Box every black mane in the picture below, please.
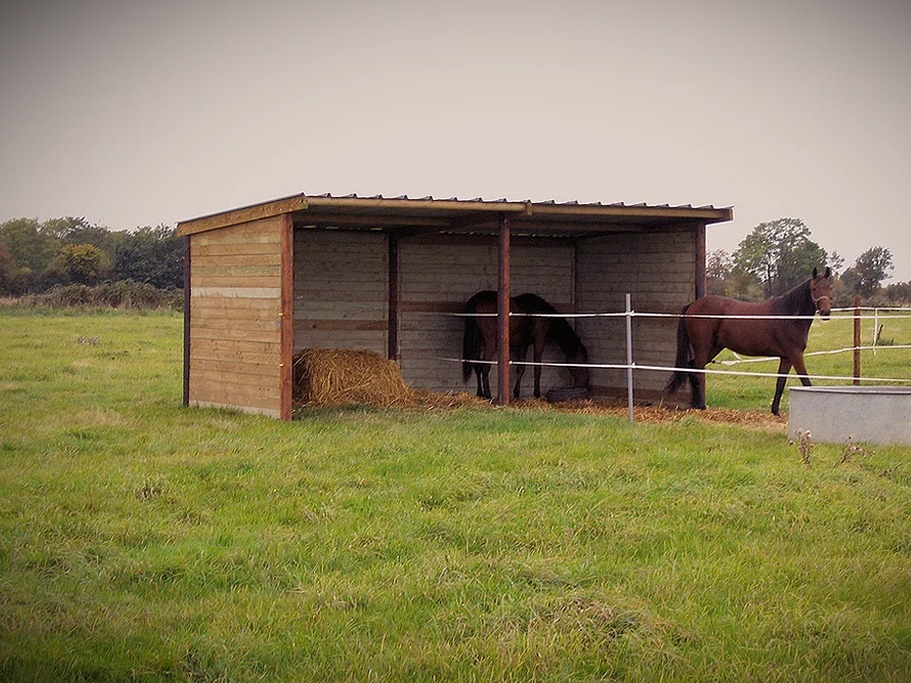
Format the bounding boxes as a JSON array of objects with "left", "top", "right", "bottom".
[{"left": 773, "top": 278, "right": 815, "bottom": 317}]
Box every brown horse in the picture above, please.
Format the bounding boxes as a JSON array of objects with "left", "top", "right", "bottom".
[
  {"left": 462, "top": 290, "right": 589, "bottom": 399},
  {"left": 666, "top": 267, "right": 833, "bottom": 415}
]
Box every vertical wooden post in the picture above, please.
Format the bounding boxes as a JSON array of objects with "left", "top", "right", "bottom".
[
  {"left": 694, "top": 222, "right": 706, "bottom": 299},
  {"left": 388, "top": 231, "right": 399, "bottom": 360},
  {"left": 279, "top": 215, "right": 295, "bottom": 420},
  {"left": 853, "top": 295, "right": 861, "bottom": 386},
  {"left": 183, "top": 236, "right": 191, "bottom": 407},
  {"left": 497, "top": 213, "right": 511, "bottom": 405}
]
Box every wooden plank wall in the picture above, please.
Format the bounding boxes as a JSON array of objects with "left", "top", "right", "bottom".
[
  {"left": 293, "top": 229, "right": 388, "bottom": 355},
  {"left": 398, "top": 236, "right": 577, "bottom": 395},
  {"left": 576, "top": 230, "right": 696, "bottom": 398},
  {"left": 188, "top": 217, "right": 284, "bottom": 417}
]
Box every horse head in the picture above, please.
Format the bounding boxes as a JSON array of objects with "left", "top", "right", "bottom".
[{"left": 811, "top": 266, "right": 833, "bottom": 320}]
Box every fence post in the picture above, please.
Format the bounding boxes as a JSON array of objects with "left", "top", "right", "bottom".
[
  {"left": 873, "top": 307, "right": 879, "bottom": 356},
  {"left": 853, "top": 295, "right": 861, "bottom": 386},
  {"left": 626, "top": 293, "right": 634, "bottom": 423},
  {"left": 497, "top": 213, "right": 511, "bottom": 405}
]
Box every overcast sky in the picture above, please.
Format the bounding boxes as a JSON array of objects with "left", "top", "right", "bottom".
[{"left": 1, "top": 0, "right": 909, "bottom": 281}]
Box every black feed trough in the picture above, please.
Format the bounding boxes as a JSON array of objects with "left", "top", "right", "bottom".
[{"left": 545, "top": 386, "right": 591, "bottom": 403}]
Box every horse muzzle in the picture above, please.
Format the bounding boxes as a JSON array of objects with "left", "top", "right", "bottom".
[{"left": 815, "top": 296, "right": 831, "bottom": 320}]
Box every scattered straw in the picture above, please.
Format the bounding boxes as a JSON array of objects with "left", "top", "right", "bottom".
[
  {"left": 291, "top": 349, "right": 786, "bottom": 431},
  {"left": 511, "top": 398, "right": 787, "bottom": 430},
  {"left": 413, "top": 393, "right": 787, "bottom": 430}
]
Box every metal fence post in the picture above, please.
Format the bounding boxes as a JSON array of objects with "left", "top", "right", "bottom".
[{"left": 626, "top": 293, "right": 634, "bottom": 423}]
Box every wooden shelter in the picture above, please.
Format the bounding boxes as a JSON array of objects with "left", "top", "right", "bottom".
[{"left": 177, "top": 193, "right": 732, "bottom": 419}]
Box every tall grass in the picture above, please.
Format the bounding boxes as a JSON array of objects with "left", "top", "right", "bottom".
[{"left": 1, "top": 311, "right": 910, "bottom": 682}]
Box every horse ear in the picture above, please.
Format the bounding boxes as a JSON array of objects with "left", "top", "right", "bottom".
[
  {"left": 825, "top": 266, "right": 831, "bottom": 278},
  {"left": 813, "top": 267, "right": 818, "bottom": 279}
]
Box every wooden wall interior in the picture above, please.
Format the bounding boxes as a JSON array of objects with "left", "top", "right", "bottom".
[
  {"left": 397, "top": 235, "right": 577, "bottom": 396},
  {"left": 187, "top": 217, "right": 284, "bottom": 417},
  {"left": 293, "top": 229, "right": 388, "bottom": 355},
  {"left": 577, "top": 230, "right": 696, "bottom": 398},
  {"left": 287, "top": 227, "right": 696, "bottom": 400}
]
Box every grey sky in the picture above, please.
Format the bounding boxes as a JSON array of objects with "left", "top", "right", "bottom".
[{"left": 2, "top": 0, "right": 909, "bottom": 280}]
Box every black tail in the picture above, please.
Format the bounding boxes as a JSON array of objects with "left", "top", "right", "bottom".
[
  {"left": 665, "top": 304, "right": 693, "bottom": 394},
  {"left": 462, "top": 315, "right": 481, "bottom": 382}
]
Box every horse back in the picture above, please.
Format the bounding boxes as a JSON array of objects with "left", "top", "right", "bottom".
[{"left": 685, "top": 295, "right": 808, "bottom": 358}]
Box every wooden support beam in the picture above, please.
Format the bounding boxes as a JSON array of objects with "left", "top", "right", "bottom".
[
  {"left": 695, "top": 221, "right": 706, "bottom": 299},
  {"left": 183, "top": 236, "right": 191, "bottom": 406},
  {"left": 279, "top": 214, "right": 294, "bottom": 421},
  {"left": 178, "top": 195, "right": 310, "bottom": 236},
  {"left": 388, "top": 232, "right": 399, "bottom": 360},
  {"left": 497, "top": 213, "right": 511, "bottom": 406}
]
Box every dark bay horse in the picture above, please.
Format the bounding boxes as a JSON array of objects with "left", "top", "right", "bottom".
[
  {"left": 666, "top": 267, "right": 833, "bottom": 415},
  {"left": 462, "top": 290, "right": 589, "bottom": 399}
]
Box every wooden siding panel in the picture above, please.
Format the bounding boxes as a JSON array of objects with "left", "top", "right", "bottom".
[
  {"left": 191, "top": 218, "right": 283, "bottom": 244},
  {"left": 189, "top": 219, "right": 283, "bottom": 415},
  {"left": 293, "top": 230, "right": 388, "bottom": 354},
  {"left": 576, "top": 231, "right": 696, "bottom": 396}
]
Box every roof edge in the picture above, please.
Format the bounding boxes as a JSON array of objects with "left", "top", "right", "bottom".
[{"left": 177, "top": 193, "right": 733, "bottom": 236}]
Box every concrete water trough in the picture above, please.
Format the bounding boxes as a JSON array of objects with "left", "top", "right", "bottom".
[{"left": 789, "top": 386, "right": 911, "bottom": 446}]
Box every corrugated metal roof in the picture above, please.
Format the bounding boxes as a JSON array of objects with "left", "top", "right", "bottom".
[
  {"left": 305, "top": 192, "right": 725, "bottom": 211},
  {"left": 178, "top": 192, "right": 733, "bottom": 237}
]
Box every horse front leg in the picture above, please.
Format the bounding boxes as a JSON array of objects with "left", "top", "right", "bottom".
[
  {"left": 533, "top": 336, "right": 546, "bottom": 398},
  {"left": 772, "top": 358, "right": 793, "bottom": 416},
  {"left": 792, "top": 352, "right": 812, "bottom": 387},
  {"left": 475, "top": 362, "right": 492, "bottom": 400},
  {"left": 477, "top": 338, "right": 497, "bottom": 400},
  {"left": 513, "top": 346, "right": 528, "bottom": 400},
  {"left": 481, "top": 367, "right": 491, "bottom": 400}
]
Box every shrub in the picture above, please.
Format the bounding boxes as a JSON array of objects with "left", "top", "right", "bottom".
[{"left": 5, "top": 280, "right": 182, "bottom": 311}]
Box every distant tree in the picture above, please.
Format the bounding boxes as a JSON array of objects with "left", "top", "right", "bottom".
[
  {"left": 0, "top": 218, "right": 58, "bottom": 275},
  {"left": 58, "top": 219, "right": 126, "bottom": 255},
  {"left": 40, "top": 216, "right": 93, "bottom": 241},
  {"left": 732, "top": 218, "right": 830, "bottom": 298},
  {"left": 883, "top": 281, "right": 911, "bottom": 305},
  {"left": 112, "top": 225, "right": 183, "bottom": 289},
  {"left": 706, "top": 249, "right": 732, "bottom": 295},
  {"left": 50, "top": 244, "right": 112, "bottom": 285},
  {"left": 841, "top": 247, "right": 893, "bottom": 299},
  {"left": 0, "top": 243, "right": 13, "bottom": 293}
]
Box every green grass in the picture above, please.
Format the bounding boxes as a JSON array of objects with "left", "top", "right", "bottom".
[{"left": 2, "top": 311, "right": 911, "bottom": 681}]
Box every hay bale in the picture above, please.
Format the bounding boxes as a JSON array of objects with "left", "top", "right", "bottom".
[{"left": 293, "top": 348, "right": 412, "bottom": 408}]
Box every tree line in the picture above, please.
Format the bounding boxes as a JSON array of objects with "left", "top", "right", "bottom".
[
  {"left": 706, "top": 218, "right": 909, "bottom": 306},
  {"left": 1, "top": 214, "right": 909, "bottom": 307},
  {"left": 0, "top": 217, "right": 182, "bottom": 296}
]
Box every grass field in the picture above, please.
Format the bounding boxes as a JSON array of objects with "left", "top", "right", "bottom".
[{"left": 1, "top": 310, "right": 911, "bottom": 682}]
